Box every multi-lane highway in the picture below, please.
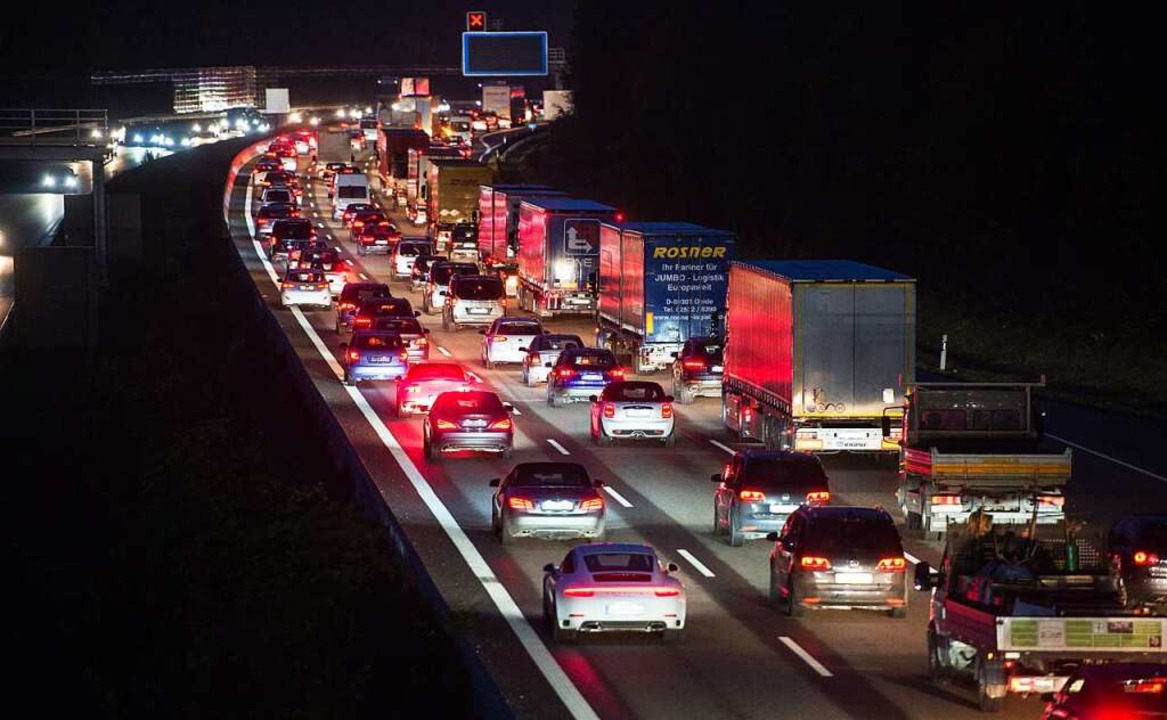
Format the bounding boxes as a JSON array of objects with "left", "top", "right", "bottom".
[{"left": 222, "top": 138, "right": 1167, "bottom": 719}]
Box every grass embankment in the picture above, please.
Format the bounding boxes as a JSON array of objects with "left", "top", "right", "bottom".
[{"left": 2, "top": 144, "right": 473, "bottom": 718}]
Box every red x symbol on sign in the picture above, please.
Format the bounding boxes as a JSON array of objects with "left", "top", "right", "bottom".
[{"left": 467, "top": 11, "right": 486, "bottom": 31}]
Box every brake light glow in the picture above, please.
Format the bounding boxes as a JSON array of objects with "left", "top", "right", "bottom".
[
  {"left": 555, "top": 367, "right": 577, "bottom": 380},
  {"left": 354, "top": 317, "right": 371, "bottom": 328},
  {"left": 1129, "top": 678, "right": 1166, "bottom": 693},
  {"left": 661, "top": 403, "right": 673, "bottom": 419},
  {"left": 682, "top": 359, "right": 705, "bottom": 370},
  {"left": 800, "top": 556, "right": 832, "bottom": 571},
  {"left": 435, "top": 419, "right": 459, "bottom": 430},
  {"left": 876, "top": 557, "right": 907, "bottom": 572},
  {"left": 488, "top": 418, "right": 512, "bottom": 430},
  {"left": 603, "top": 403, "right": 615, "bottom": 419},
  {"left": 564, "top": 587, "right": 595, "bottom": 597},
  {"left": 932, "top": 495, "right": 962, "bottom": 506},
  {"left": 415, "top": 338, "right": 428, "bottom": 347},
  {"left": 739, "top": 489, "right": 766, "bottom": 503},
  {"left": 338, "top": 302, "right": 355, "bottom": 311},
  {"left": 492, "top": 336, "right": 507, "bottom": 343},
  {"left": 281, "top": 281, "right": 294, "bottom": 289},
  {"left": 1037, "top": 495, "right": 1065, "bottom": 507},
  {"left": 580, "top": 497, "right": 604, "bottom": 512},
  {"left": 347, "top": 350, "right": 359, "bottom": 362},
  {"left": 1134, "top": 551, "right": 1160, "bottom": 567},
  {"left": 805, "top": 490, "right": 830, "bottom": 504},
  {"left": 507, "top": 497, "right": 534, "bottom": 511},
  {"left": 316, "top": 283, "right": 329, "bottom": 291},
  {"left": 611, "top": 367, "right": 626, "bottom": 379},
  {"left": 653, "top": 588, "right": 681, "bottom": 597},
  {"left": 399, "top": 350, "right": 409, "bottom": 361}
]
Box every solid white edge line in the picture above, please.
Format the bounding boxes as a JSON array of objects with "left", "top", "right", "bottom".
[
  {"left": 602, "top": 485, "right": 633, "bottom": 508},
  {"left": 241, "top": 173, "right": 601, "bottom": 720},
  {"left": 676, "top": 549, "right": 715, "bottom": 578},
  {"left": 779, "top": 636, "right": 834, "bottom": 677},
  {"left": 437, "top": 346, "right": 452, "bottom": 357},
  {"left": 547, "top": 439, "right": 571, "bottom": 456},
  {"left": 1046, "top": 432, "right": 1167, "bottom": 483},
  {"left": 710, "top": 439, "right": 735, "bottom": 455},
  {"left": 904, "top": 551, "right": 939, "bottom": 574}
]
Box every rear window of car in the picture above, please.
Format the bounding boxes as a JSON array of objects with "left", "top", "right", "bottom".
[
  {"left": 260, "top": 205, "right": 295, "bottom": 219},
  {"left": 407, "top": 364, "right": 465, "bottom": 381},
  {"left": 340, "top": 285, "right": 391, "bottom": 303},
  {"left": 433, "top": 392, "right": 503, "bottom": 414},
  {"left": 567, "top": 351, "right": 616, "bottom": 369},
  {"left": 512, "top": 464, "right": 591, "bottom": 487},
  {"left": 453, "top": 277, "right": 503, "bottom": 300},
  {"left": 372, "top": 318, "right": 422, "bottom": 334},
  {"left": 397, "top": 243, "right": 430, "bottom": 258},
  {"left": 583, "top": 553, "right": 655, "bottom": 574},
  {"left": 353, "top": 212, "right": 386, "bottom": 223},
  {"left": 605, "top": 382, "right": 665, "bottom": 401},
  {"left": 355, "top": 334, "right": 402, "bottom": 350},
  {"left": 338, "top": 186, "right": 369, "bottom": 200},
  {"left": 496, "top": 322, "right": 541, "bottom": 336},
  {"left": 430, "top": 263, "right": 477, "bottom": 283},
  {"left": 805, "top": 517, "right": 901, "bottom": 554},
  {"left": 362, "top": 299, "right": 413, "bottom": 316},
  {"left": 288, "top": 270, "right": 323, "bottom": 283},
  {"left": 535, "top": 335, "right": 583, "bottom": 351},
  {"left": 740, "top": 458, "right": 827, "bottom": 486},
  {"left": 274, "top": 221, "right": 312, "bottom": 239},
  {"left": 264, "top": 189, "right": 293, "bottom": 202}
]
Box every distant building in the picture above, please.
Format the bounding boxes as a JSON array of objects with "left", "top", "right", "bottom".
[{"left": 91, "top": 66, "right": 258, "bottom": 115}]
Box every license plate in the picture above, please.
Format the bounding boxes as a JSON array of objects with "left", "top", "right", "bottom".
[
  {"left": 368, "top": 355, "right": 394, "bottom": 363},
  {"left": 541, "top": 500, "right": 574, "bottom": 511},
  {"left": 606, "top": 602, "right": 644, "bottom": 616},
  {"left": 770, "top": 504, "right": 796, "bottom": 514},
  {"left": 582, "top": 374, "right": 602, "bottom": 381},
  {"left": 298, "top": 284, "right": 316, "bottom": 291},
  {"left": 835, "top": 572, "right": 873, "bottom": 584},
  {"left": 711, "top": 365, "right": 724, "bottom": 372},
  {"left": 469, "top": 308, "right": 491, "bottom": 314},
  {"left": 625, "top": 409, "right": 650, "bottom": 418},
  {"left": 463, "top": 420, "right": 487, "bottom": 428},
  {"left": 374, "top": 239, "right": 387, "bottom": 245}
]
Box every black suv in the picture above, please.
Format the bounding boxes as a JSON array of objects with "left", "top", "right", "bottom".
[
  {"left": 334, "top": 282, "right": 391, "bottom": 335},
  {"left": 1108, "top": 514, "right": 1167, "bottom": 610},
  {"left": 711, "top": 449, "right": 829, "bottom": 546},
  {"left": 767, "top": 506, "right": 908, "bottom": 618},
  {"left": 671, "top": 336, "right": 723, "bottom": 404}
]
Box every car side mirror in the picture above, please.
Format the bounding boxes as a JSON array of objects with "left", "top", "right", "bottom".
[
  {"left": 666, "top": 562, "right": 679, "bottom": 573},
  {"left": 543, "top": 564, "right": 558, "bottom": 574},
  {"left": 503, "top": 403, "right": 514, "bottom": 413},
  {"left": 589, "top": 395, "right": 598, "bottom": 403},
  {"left": 766, "top": 532, "right": 780, "bottom": 542},
  {"left": 710, "top": 473, "right": 722, "bottom": 483},
  {"left": 489, "top": 478, "right": 501, "bottom": 487},
  {"left": 913, "top": 562, "right": 933, "bottom": 591}
]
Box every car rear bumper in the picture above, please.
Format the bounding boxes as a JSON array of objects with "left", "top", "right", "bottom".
[
  {"left": 281, "top": 290, "right": 331, "bottom": 308},
  {"left": 602, "top": 419, "right": 673, "bottom": 438},
  {"left": 794, "top": 576, "right": 908, "bottom": 610},
  {"left": 508, "top": 514, "right": 604, "bottom": 539},
  {"left": 350, "top": 364, "right": 407, "bottom": 382},
  {"left": 552, "top": 384, "right": 609, "bottom": 402},
  {"left": 431, "top": 431, "right": 512, "bottom": 453}
]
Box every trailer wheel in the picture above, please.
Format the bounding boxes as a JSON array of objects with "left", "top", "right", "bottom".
[{"left": 976, "top": 655, "right": 1006, "bottom": 712}]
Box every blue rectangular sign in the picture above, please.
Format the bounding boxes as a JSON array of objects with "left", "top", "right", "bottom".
[{"left": 462, "top": 32, "right": 549, "bottom": 77}]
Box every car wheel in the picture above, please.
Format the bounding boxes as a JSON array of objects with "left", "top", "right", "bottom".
[
  {"left": 549, "top": 393, "right": 564, "bottom": 408},
  {"left": 976, "top": 655, "right": 1005, "bottom": 712},
  {"left": 659, "top": 629, "right": 683, "bottom": 643},
  {"left": 927, "top": 625, "right": 949, "bottom": 683},
  {"left": 888, "top": 605, "right": 907, "bottom": 619},
  {"left": 342, "top": 370, "right": 354, "bottom": 386},
  {"left": 357, "top": 245, "right": 365, "bottom": 256},
  {"left": 769, "top": 566, "right": 781, "bottom": 604},
  {"left": 524, "top": 370, "right": 536, "bottom": 387},
  {"left": 786, "top": 578, "right": 804, "bottom": 618},
  {"left": 485, "top": 356, "right": 494, "bottom": 370},
  {"left": 662, "top": 430, "right": 676, "bottom": 447},
  {"left": 728, "top": 510, "right": 745, "bottom": 547},
  {"left": 424, "top": 433, "right": 436, "bottom": 460},
  {"left": 499, "top": 513, "right": 515, "bottom": 546}
]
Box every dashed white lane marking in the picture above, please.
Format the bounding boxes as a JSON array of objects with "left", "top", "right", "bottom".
[
  {"left": 1046, "top": 433, "right": 1167, "bottom": 483},
  {"left": 779, "top": 637, "right": 834, "bottom": 677},
  {"left": 241, "top": 174, "right": 600, "bottom": 720},
  {"left": 359, "top": 273, "right": 369, "bottom": 280},
  {"left": 710, "top": 439, "right": 735, "bottom": 455},
  {"left": 511, "top": 407, "right": 522, "bottom": 416},
  {"left": 437, "top": 346, "right": 453, "bottom": 357},
  {"left": 602, "top": 485, "right": 633, "bottom": 508},
  {"left": 903, "top": 551, "right": 923, "bottom": 565},
  {"left": 547, "top": 439, "right": 571, "bottom": 455},
  {"left": 676, "top": 549, "right": 715, "bottom": 578}
]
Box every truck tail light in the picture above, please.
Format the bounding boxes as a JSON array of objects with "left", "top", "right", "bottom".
[
  {"left": 805, "top": 490, "right": 830, "bottom": 505},
  {"left": 876, "top": 557, "right": 907, "bottom": 572},
  {"left": 507, "top": 497, "right": 534, "bottom": 511},
  {"left": 1134, "top": 551, "right": 1161, "bottom": 567},
  {"left": 739, "top": 489, "right": 766, "bottom": 503},
  {"left": 800, "top": 556, "right": 832, "bottom": 571},
  {"left": 661, "top": 403, "right": 673, "bottom": 419},
  {"left": 603, "top": 403, "right": 615, "bottom": 418}
]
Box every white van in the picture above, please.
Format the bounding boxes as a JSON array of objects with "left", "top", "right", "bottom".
[{"left": 332, "top": 173, "right": 371, "bottom": 220}]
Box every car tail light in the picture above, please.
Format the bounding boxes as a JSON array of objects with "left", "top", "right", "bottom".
[
  {"left": 564, "top": 587, "right": 595, "bottom": 598},
  {"left": 316, "top": 282, "right": 329, "bottom": 290},
  {"left": 580, "top": 497, "right": 604, "bottom": 512},
  {"left": 338, "top": 302, "right": 355, "bottom": 311},
  {"left": 661, "top": 403, "right": 673, "bottom": 419},
  {"left": 805, "top": 490, "right": 830, "bottom": 504},
  {"left": 800, "top": 556, "right": 832, "bottom": 571},
  {"left": 1134, "top": 551, "right": 1161, "bottom": 567},
  {"left": 435, "top": 419, "right": 458, "bottom": 430},
  {"left": 932, "top": 495, "right": 961, "bottom": 506},
  {"left": 399, "top": 349, "right": 409, "bottom": 361},
  {"left": 682, "top": 359, "right": 705, "bottom": 371},
  {"left": 739, "top": 489, "right": 766, "bottom": 503},
  {"left": 353, "top": 220, "right": 365, "bottom": 230},
  {"left": 652, "top": 587, "right": 681, "bottom": 597},
  {"left": 488, "top": 418, "right": 512, "bottom": 430},
  {"left": 603, "top": 403, "right": 615, "bottom": 419},
  {"left": 281, "top": 281, "right": 295, "bottom": 289},
  {"left": 611, "top": 367, "right": 626, "bottom": 379},
  {"left": 347, "top": 350, "right": 359, "bottom": 362},
  {"left": 354, "top": 317, "right": 371, "bottom": 328},
  {"left": 1130, "top": 678, "right": 1167, "bottom": 693},
  {"left": 876, "top": 557, "right": 907, "bottom": 572},
  {"left": 507, "top": 497, "right": 534, "bottom": 511},
  {"left": 555, "top": 367, "right": 577, "bottom": 380},
  {"left": 492, "top": 335, "right": 507, "bottom": 343},
  {"left": 414, "top": 337, "right": 428, "bottom": 347},
  {"left": 333, "top": 263, "right": 347, "bottom": 272}
]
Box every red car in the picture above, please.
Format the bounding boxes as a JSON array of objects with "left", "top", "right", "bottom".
[
  {"left": 355, "top": 224, "right": 401, "bottom": 256},
  {"left": 394, "top": 362, "right": 477, "bottom": 416}
]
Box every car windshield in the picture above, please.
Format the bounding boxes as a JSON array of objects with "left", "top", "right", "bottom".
[
  {"left": 740, "top": 458, "right": 827, "bottom": 487},
  {"left": 583, "top": 553, "right": 655, "bottom": 574},
  {"left": 804, "top": 517, "right": 901, "bottom": 554},
  {"left": 355, "top": 334, "right": 402, "bottom": 350},
  {"left": 372, "top": 318, "right": 422, "bottom": 334},
  {"left": 535, "top": 335, "right": 583, "bottom": 351},
  {"left": 407, "top": 364, "right": 465, "bottom": 381},
  {"left": 496, "top": 322, "right": 542, "bottom": 336},
  {"left": 287, "top": 270, "right": 323, "bottom": 283},
  {"left": 431, "top": 263, "right": 477, "bottom": 284},
  {"left": 568, "top": 352, "right": 616, "bottom": 369},
  {"left": 433, "top": 391, "right": 503, "bottom": 414},
  {"left": 605, "top": 382, "right": 666, "bottom": 401},
  {"left": 265, "top": 190, "right": 293, "bottom": 202},
  {"left": 511, "top": 463, "right": 591, "bottom": 488},
  {"left": 454, "top": 277, "right": 503, "bottom": 300}
]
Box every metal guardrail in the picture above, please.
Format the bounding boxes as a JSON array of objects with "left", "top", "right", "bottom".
[{"left": 0, "top": 108, "right": 110, "bottom": 147}]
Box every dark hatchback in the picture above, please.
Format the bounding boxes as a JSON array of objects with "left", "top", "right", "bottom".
[
  {"left": 671, "top": 336, "right": 724, "bottom": 404},
  {"left": 334, "top": 282, "right": 391, "bottom": 334},
  {"left": 712, "top": 449, "right": 830, "bottom": 546},
  {"left": 1109, "top": 514, "right": 1167, "bottom": 610},
  {"left": 546, "top": 348, "right": 624, "bottom": 407}
]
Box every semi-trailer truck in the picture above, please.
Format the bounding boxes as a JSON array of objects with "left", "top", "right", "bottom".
[
  {"left": 596, "top": 222, "right": 735, "bottom": 374},
  {"left": 376, "top": 127, "right": 429, "bottom": 199},
  {"left": 515, "top": 198, "right": 617, "bottom": 318},
  {"left": 426, "top": 160, "right": 494, "bottom": 254},
  {"left": 721, "top": 260, "right": 916, "bottom": 454},
  {"left": 477, "top": 184, "right": 566, "bottom": 268}
]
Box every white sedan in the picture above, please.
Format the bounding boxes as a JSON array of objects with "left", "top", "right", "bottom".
[
  {"left": 480, "top": 317, "right": 544, "bottom": 368},
  {"left": 542, "top": 542, "right": 686, "bottom": 641},
  {"left": 279, "top": 268, "right": 332, "bottom": 310},
  {"left": 589, "top": 381, "right": 676, "bottom": 446},
  {"left": 520, "top": 333, "right": 585, "bottom": 386}
]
